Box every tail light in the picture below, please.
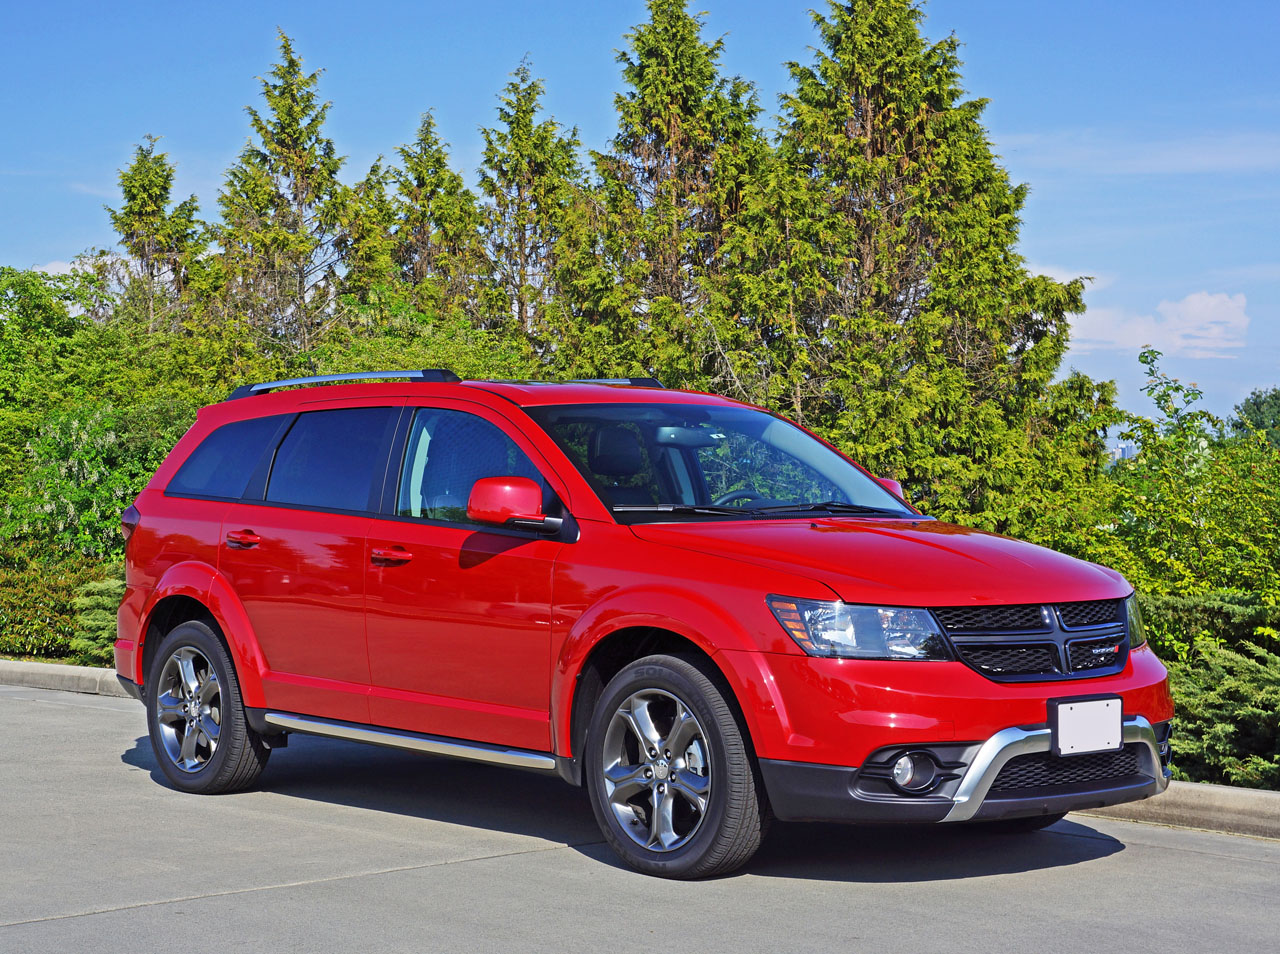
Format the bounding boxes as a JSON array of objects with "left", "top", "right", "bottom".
[{"left": 121, "top": 504, "right": 141, "bottom": 541}]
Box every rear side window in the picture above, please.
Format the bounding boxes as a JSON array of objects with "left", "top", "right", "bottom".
[
  {"left": 267, "top": 407, "right": 400, "bottom": 512},
  {"left": 167, "top": 415, "right": 287, "bottom": 500}
]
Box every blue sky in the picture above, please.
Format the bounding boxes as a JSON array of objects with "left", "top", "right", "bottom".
[{"left": 4, "top": 1, "right": 1277, "bottom": 418}]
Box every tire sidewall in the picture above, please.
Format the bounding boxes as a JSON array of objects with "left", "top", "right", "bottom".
[
  {"left": 145, "top": 621, "right": 242, "bottom": 793},
  {"left": 584, "top": 656, "right": 742, "bottom": 877}
]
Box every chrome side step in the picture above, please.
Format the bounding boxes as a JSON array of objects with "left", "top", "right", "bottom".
[{"left": 262, "top": 712, "right": 558, "bottom": 773}]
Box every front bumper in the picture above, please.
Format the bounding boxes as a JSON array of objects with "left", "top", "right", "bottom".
[{"left": 761, "top": 715, "right": 1172, "bottom": 824}]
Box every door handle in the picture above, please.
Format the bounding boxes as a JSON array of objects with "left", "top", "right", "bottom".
[
  {"left": 225, "top": 529, "right": 261, "bottom": 548},
  {"left": 371, "top": 546, "right": 413, "bottom": 565}
]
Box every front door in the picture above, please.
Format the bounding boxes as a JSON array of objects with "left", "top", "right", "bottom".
[
  {"left": 365, "top": 404, "right": 563, "bottom": 751},
  {"left": 219, "top": 404, "right": 402, "bottom": 723}
]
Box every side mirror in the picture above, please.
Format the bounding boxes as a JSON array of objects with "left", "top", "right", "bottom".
[
  {"left": 876, "top": 476, "right": 905, "bottom": 499},
  {"left": 467, "top": 476, "right": 562, "bottom": 533}
]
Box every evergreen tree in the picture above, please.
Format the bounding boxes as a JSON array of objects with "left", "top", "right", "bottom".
[
  {"left": 755, "top": 0, "right": 1115, "bottom": 528},
  {"left": 335, "top": 160, "right": 398, "bottom": 306},
  {"left": 392, "top": 112, "right": 485, "bottom": 317},
  {"left": 106, "top": 136, "right": 202, "bottom": 329},
  {"left": 477, "top": 61, "right": 583, "bottom": 336},
  {"left": 216, "top": 31, "right": 344, "bottom": 354},
  {"left": 589, "top": 0, "right": 768, "bottom": 388}
]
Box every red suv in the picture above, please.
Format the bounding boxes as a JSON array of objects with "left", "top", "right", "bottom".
[{"left": 115, "top": 370, "right": 1173, "bottom": 878}]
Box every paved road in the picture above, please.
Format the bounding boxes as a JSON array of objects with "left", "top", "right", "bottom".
[{"left": 1, "top": 685, "right": 1276, "bottom": 954}]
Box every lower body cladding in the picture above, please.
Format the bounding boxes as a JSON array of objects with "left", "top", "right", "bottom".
[{"left": 760, "top": 716, "right": 1173, "bottom": 824}]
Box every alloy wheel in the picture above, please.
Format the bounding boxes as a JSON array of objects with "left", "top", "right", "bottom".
[
  {"left": 154, "top": 646, "right": 222, "bottom": 773},
  {"left": 600, "top": 688, "right": 711, "bottom": 852}
]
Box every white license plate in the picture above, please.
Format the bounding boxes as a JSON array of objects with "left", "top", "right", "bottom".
[{"left": 1052, "top": 697, "right": 1122, "bottom": 756}]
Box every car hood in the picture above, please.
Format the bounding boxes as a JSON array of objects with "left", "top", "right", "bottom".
[{"left": 629, "top": 517, "right": 1129, "bottom": 607}]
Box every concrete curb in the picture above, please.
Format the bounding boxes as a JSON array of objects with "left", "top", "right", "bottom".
[
  {"left": 3, "top": 659, "right": 1278, "bottom": 838},
  {"left": 0, "top": 659, "right": 131, "bottom": 698},
  {"left": 1081, "top": 780, "right": 1280, "bottom": 840}
]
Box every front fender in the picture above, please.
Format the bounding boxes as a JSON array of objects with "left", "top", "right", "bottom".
[
  {"left": 135, "top": 562, "right": 269, "bottom": 708},
  {"left": 550, "top": 586, "right": 783, "bottom": 759}
]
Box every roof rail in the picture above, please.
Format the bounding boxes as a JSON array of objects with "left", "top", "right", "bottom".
[
  {"left": 228, "top": 369, "right": 461, "bottom": 399},
  {"left": 570, "top": 377, "right": 665, "bottom": 388}
]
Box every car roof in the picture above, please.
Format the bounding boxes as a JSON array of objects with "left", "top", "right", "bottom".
[
  {"left": 460, "top": 380, "right": 731, "bottom": 407},
  {"left": 200, "top": 377, "right": 741, "bottom": 425}
]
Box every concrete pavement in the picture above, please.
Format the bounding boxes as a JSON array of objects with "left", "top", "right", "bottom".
[{"left": 1, "top": 684, "right": 1277, "bottom": 953}]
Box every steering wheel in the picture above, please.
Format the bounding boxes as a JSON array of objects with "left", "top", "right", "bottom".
[{"left": 713, "top": 488, "right": 768, "bottom": 507}]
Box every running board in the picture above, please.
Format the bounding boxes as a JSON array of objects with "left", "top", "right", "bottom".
[{"left": 262, "top": 712, "right": 558, "bottom": 773}]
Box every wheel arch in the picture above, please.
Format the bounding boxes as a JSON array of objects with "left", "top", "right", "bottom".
[
  {"left": 554, "top": 622, "right": 764, "bottom": 785},
  {"left": 136, "top": 563, "right": 268, "bottom": 706}
]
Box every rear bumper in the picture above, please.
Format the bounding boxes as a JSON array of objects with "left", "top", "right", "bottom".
[{"left": 761, "top": 715, "right": 1171, "bottom": 824}]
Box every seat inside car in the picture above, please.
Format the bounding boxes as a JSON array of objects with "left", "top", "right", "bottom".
[{"left": 588, "top": 425, "right": 655, "bottom": 506}]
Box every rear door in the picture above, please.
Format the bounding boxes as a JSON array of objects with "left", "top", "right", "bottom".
[
  {"left": 364, "top": 402, "right": 565, "bottom": 751},
  {"left": 219, "top": 403, "right": 403, "bottom": 723}
]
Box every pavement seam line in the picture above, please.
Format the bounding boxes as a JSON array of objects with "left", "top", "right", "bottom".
[{"left": 0, "top": 839, "right": 608, "bottom": 929}]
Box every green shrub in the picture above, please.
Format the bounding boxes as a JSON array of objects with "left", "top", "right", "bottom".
[
  {"left": 0, "top": 545, "right": 101, "bottom": 658},
  {"left": 1139, "top": 590, "right": 1280, "bottom": 661},
  {"left": 1166, "top": 641, "right": 1280, "bottom": 789},
  {"left": 69, "top": 562, "right": 125, "bottom": 666}
]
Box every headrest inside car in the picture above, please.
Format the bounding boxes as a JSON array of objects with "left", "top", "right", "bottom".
[{"left": 589, "top": 425, "right": 645, "bottom": 477}]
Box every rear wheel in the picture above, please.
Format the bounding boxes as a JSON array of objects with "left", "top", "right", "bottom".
[
  {"left": 585, "top": 654, "right": 767, "bottom": 878},
  {"left": 146, "top": 620, "right": 269, "bottom": 794}
]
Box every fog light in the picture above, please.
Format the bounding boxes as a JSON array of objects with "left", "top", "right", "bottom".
[{"left": 891, "top": 752, "right": 938, "bottom": 793}]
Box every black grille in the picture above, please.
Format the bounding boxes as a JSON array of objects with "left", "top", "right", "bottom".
[
  {"left": 1059, "top": 599, "right": 1122, "bottom": 628},
  {"left": 956, "top": 643, "right": 1059, "bottom": 676},
  {"left": 933, "top": 604, "right": 1047, "bottom": 633},
  {"left": 1067, "top": 635, "right": 1126, "bottom": 671},
  {"left": 990, "top": 745, "right": 1143, "bottom": 793}
]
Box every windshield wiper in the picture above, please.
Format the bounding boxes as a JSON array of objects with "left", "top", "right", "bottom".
[
  {"left": 611, "top": 504, "right": 757, "bottom": 516},
  {"left": 751, "top": 500, "right": 908, "bottom": 516}
]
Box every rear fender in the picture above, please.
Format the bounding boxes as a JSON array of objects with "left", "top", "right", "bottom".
[{"left": 137, "top": 562, "right": 268, "bottom": 707}]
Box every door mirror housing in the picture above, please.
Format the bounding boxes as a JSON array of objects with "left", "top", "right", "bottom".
[
  {"left": 467, "top": 476, "right": 562, "bottom": 533},
  {"left": 876, "top": 476, "right": 905, "bottom": 500}
]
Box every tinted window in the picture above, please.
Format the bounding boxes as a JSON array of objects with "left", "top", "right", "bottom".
[
  {"left": 267, "top": 407, "right": 400, "bottom": 512},
  {"left": 168, "top": 415, "right": 287, "bottom": 499},
  {"left": 527, "top": 403, "right": 910, "bottom": 521},
  {"left": 397, "top": 408, "right": 549, "bottom": 524}
]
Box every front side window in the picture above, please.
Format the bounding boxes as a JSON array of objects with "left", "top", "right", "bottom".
[
  {"left": 526, "top": 403, "right": 912, "bottom": 523},
  {"left": 266, "top": 407, "right": 400, "bottom": 512},
  {"left": 396, "top": 408, "right": 549, "bottom": 525}
]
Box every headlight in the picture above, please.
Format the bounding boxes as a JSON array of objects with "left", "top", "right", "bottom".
[
  {"left": 767, "top": 597, "right": 952, "bottom": 660},
  {"left": 1125, "top": 593, "right": 1147, "bottom": 648}
]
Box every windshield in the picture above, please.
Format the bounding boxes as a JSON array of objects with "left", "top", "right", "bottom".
[{"left": 525, "top": 402, "right": 914, "bottom": 523}]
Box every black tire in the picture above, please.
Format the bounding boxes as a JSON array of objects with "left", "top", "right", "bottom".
[
  {"left": 584, "top": 654, "right": 768, "bottom": 878},
  {"left": 145, "top": 620, "right": 269, "bottom": 794},
  {"left": 974, "top": 811, "right": 1068, "bottom": 833}
]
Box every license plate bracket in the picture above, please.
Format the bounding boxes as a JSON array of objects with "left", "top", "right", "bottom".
[{"left": 1049, "top": 695, "right": 1122, "bottom": 757}]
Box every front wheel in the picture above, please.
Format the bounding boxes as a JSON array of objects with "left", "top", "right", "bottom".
[
  {"left": 145, "top": 620, "right": 269, "bottom": 794},
  {"left": 584, "top": 654, "right": 768, "bottom": 878}
]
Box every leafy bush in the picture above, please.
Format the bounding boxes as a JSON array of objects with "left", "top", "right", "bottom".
[
  {"left": 3, "top": 400, "right": 193, "bottom": 559},
  {"left": 1086, "top": 351, "right": 1280, "bottom": 600},
  {"left": 69, "top": 562, "right": 125, "bottom": 666},
  {"left": 0, "top": 544, "right": 100, "bottom": 658},
  {"left": 1166, "top": 641, "right": 1280, "bottom": 789}
]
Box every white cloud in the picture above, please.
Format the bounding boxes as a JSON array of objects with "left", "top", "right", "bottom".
[
  {"left": 33, "top": 260, "right": 75, "bottom": 274},
  {"left": 996, "top": 131, "right": 1280, "bottom": 176},
  {"left": 1070, "top": 291, "right": 1250, "bottom": 359},
  {"left": 1025, "top": 262, "right": 1115, "bottom": 291}
]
